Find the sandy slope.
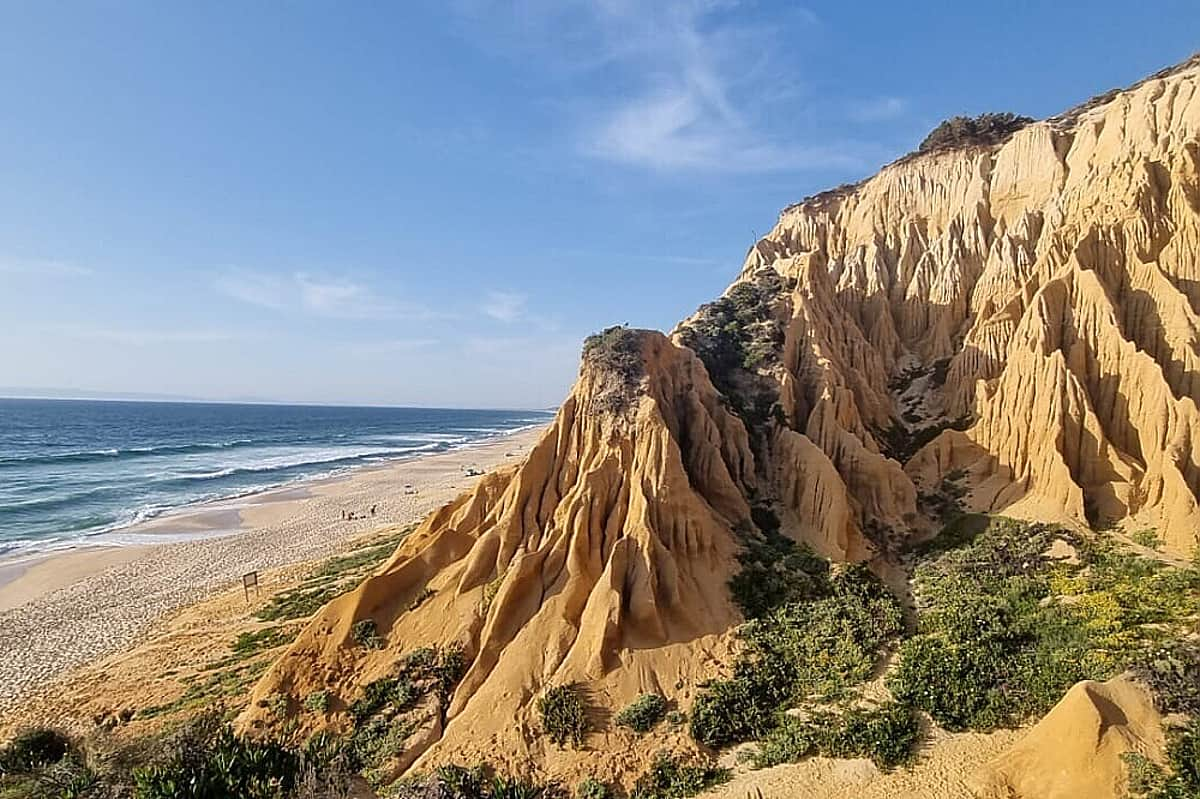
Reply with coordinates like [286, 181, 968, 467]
[710, 729, 1023, 799]
[0, 426, 546, 719]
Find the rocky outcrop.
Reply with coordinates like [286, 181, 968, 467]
[970, 676, 1165, 799]
[241, 330, 750, 781]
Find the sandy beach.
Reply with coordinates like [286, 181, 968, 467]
[0, 425, 546, 718]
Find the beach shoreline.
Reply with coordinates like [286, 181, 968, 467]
[0, 424, 547, 715]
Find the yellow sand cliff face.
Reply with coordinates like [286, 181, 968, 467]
[241, 332, 748, 781]
[243, 56, 1200, 789]
[742, 57, 1200, 553]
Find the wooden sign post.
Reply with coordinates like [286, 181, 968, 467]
[242, 570, 260, 601]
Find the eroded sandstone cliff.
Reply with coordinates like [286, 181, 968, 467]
[243, 54, 1200, 788]
[242, 330, 751, 781]
[734, 54, 1200, 554]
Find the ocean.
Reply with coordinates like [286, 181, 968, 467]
[0, 398, 552, 557]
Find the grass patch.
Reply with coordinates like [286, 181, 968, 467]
[137, 659, 271, 720]
[255, 527, 412, 623]
[204, 624, 301, 670]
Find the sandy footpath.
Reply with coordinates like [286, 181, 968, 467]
[0, 426, 546, 716]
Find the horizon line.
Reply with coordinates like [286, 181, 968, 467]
[0, 392, 558, 414]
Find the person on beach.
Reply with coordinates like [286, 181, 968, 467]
[371, 505, 376, 516]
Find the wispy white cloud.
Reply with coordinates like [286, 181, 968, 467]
[338, 338, 440, 359]
[457, 1, 856, 173]
[214, 270, 440, 320]
[481, 290, 528, 323]
[40, 323, 237, 345]
[462, 334, 579, 358]
[848, 96, 908, 122]
[213, 271, 288, 310]
[295, 273, 393, 319]
[0, 257, 94, 277]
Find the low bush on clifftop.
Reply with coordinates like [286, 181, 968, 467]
[917, 112, 1034, 153]
[582, 326, 645, 413]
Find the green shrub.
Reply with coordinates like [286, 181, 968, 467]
[1133, 642, 1200, 715]
[388, 764, 564, 799]
[1123, 717, 1200, 798]
[577, 777, 611, 799]
[753, 703, 919, 771]
[352, 618, 384, 649]
[890, 517, 1200, 732]
[821, 703, 920, 770]
[537, 684, 589, 749]
[675, 269, 790, 430]
[407, 588, 436, 611]
[629, 752, 729, 799]
[917, 113, 1033, 153]
[693, 564, 903, 748]
[349, 676, 417, 725]
[303, 690, 330, 714]
[689, 673, 775, 749]
[0, 729, 70, 775]
[615, 694, 668, 734]
[752, 718, 817, 768]
[353, 714, 417, 778]
[430, 643, 468, 701]
[263, 692, 289, 718]
[132, 724, 299, 799]
[1131, 528, 1162, 549]
[728, 534, 829, 619]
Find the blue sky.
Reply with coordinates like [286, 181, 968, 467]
[1, 2, 1197, 409]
